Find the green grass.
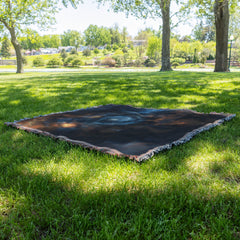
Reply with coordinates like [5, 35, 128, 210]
[0, 71, 239, 239]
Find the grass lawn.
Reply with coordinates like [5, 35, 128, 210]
[0, 71, 239, 239]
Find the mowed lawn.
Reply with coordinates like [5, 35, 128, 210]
[0, 71, 239, 239]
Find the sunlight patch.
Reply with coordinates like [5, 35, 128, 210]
[5, 104, 235, 162]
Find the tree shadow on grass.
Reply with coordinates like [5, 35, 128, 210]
[0, 71, 213, 120]
[1, 138, 240, 239]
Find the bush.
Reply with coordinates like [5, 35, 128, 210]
[70, 48, 78, 55]
[114, 49, 124, 55]
[170, 58, 185, 65]
[129, 43, 134, 50]
[106, 45, 112, 51]
[126, 60, 134, 67]
[82, 49, 91, 57]
[122, 47, 128, 53]
[208, 54, 215, 60]
[71, 57, 83, 67]
[102, 57, 116, 67]
[112, 55, 123, 67]
[123, 53, 130, 67]
[144, 58, 156, 67]
[103, 49, 108, 55]
[22, 56, 28, 65]
[200, 56, 207, 64]
[60, 49, 68, 60]
[64, 56, 83, 67]
[133, 58, 143, 67]
[33, 56, 45, 67]
[171, 62, 180, 68]
[173, 50, 187, 59]
[47, 57, 63, 68]
[112, 44, 119, 51]
[64, 56, 75, 66]
[94, 58, 101, 66]
[93, 48, 99, 54]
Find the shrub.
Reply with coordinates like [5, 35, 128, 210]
[60, 49, 68, 60]
[70, 48, 78, 55]
[133, 58, 143, 67]
[144, 58, 156, 67]
[147, 36, 161, 62]
[94, 48, 99, 54]
[171, 62, 180, 68]
[193, 49, 199, 63]
[123, 53, 130, 67]
[173, 50, 187, 59]
[94, 58, 101, 66]
[47, 57, 63, 68]
[33, 56, 45, 67]
[64, 56, 83, 67]
[102, 57, 116, 67]
[208, 54, 215, 60]
[22, 56, 28, 65]
[71, 57, 83, 67]
[112, 44, 119, 51]
[170, 58, 185, 65]
[126, 60, 134, 67]
[103, 49, 108, 55]
[112, 55, 123, 67]
[129, 43, 134, 50]
[114, 49, 124, 55]
[122, 47, 128, 53]
[106, 45, 112, 51]
[82, 49, 91, 57]
[64, 56, 75, 66]
[200, 56, 207, 64]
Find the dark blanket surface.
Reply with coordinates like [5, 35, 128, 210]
[5, 104, 235, 162]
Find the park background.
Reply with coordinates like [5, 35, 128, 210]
[0, 1, 239, 71]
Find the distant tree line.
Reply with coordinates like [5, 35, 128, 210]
[1, 26, 240, 67]
[13, 25, 130, 52]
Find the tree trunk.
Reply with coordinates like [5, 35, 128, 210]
[214, 0, 229, 72]
[160, 0, 172, 71]
[9, 27, 24, 73]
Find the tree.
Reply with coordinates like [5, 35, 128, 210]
[188, 0, 239, 72]
[1, 36, 11, 59]
[96, 0, 177, 71]
[146, 36, 162, 63]
[109, 24, 121, 46]
[20, 29, 42, 51]
[121, 27, 129, 44]
[61, 30, 83, 49]
[214, 0, 229, 71]
[84, 25, 111, 47]
[159, 0, 172, 71]
[0, 0, 82, 73]
[0, 0, 60, 73]
[41, 34, 61, 48]
[193, 21, 215, 42]
[229, 5, 240, 40]
[134, 28, 154, 44]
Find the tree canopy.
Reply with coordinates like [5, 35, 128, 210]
[0, 36, 11, 59]
[96, 0, 184, 71]
[0, 0, 83, 73]
[84, 25, 111, 47]
[61, 30, 83, 49]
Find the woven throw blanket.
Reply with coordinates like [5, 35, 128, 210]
[5, 104, 235, 162]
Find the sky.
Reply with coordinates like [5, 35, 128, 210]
[40, 1, 195, 37]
